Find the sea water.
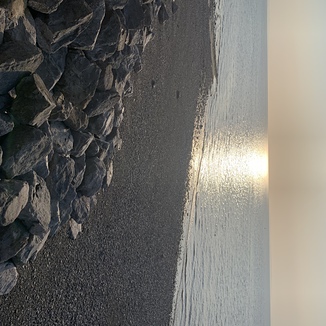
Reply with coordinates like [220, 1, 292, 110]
[170, 0, 269, 325]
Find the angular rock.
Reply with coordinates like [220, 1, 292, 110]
[10, 74, 55, 127]
[33, 156, 50, 179]
[84, 90, 120, 117]
[56, 50, 100, 111]
[158, 1, 169, 24]
[0, 147, 2, 166]
[71, 154, 86, 188]
[0, 112, 14, 137]
[87, 108, 115, 138]
[96, 63, 114, 92]
[102, 159, 113, 189]
[0, 94, 12, 111]
[63, 106, 89, 131]
[0, 41, 43, 95]
[27, 0, 64, 14]
[46, 153, 75, 201]
[71, 195, 92, 224]
[77, 157, 106, 197]
[105, 0, 128, 10]
[49, 91, 73, 121]
[0, 179, 29, 227]
[1, 125, 52, 178]
[93, 138, 110, 161]
[0, 261, 18, 295]
[113, 101, 124, 128]
[17, 171, 51, 235]
[49, 121, 73, 155]
[4, 8, 36, 45]
[70, 0, 105, 51]
[35, 46, 67, 91]
[12, 230, 50, 265]
[85, 10, 125, 62]
[49, 199, 60, 236]
[34, 0, 93, 53]
[123, 0, 145, 30]
[71, 130, 93, 158]
[85, 139, 100, 157]
[0, 220, 29, 263]
[59, 186, 77, 226]
[68, 218, 82, 240]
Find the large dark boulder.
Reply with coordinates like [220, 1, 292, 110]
[27, 0, 64, 14]
[1, 125, 52, 178]
[123, 0, 145, 29]
[71, 195, 95, 224]
[70, 0, 105, 51]
[10, 74, 55, 127]
[35, 46, 67, 91]
[87, 108, 115, 138]
[3, 8, 36, 45]
[0, 41, 43, 95]
[46, 153, 75, 201]
[71, 130, 94, 158]
[56, 50, 100, 111]
[63, 106, 89, 131]
[34, 0, 93, 53]
[0, 220, 29, 263]
[49, 91, 73, 122]
[71, 154, 86, 188]
[0, 112, 14, 137]
[77, 157, 106, 197]
[49, 121, 74, 155]
[0, 261, 18, 295]
[12, 230, 50, 265]
[0, 179, 29, 227]
[17, 171, 51, 236]
[84, 90, 120, 117]
[85, 10, 125, 62]
[59, 185, 77, 226]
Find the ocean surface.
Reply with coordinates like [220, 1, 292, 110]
[170, 0, 269, 325]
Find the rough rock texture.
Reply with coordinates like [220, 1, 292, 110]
[0, 179, 29, 226]
[10, 74, 55, 127]
[1, 125, 52, 178]
[0, 261, 18, 295]
[0, 220, 29, 263]
[0, 0, 173, 295]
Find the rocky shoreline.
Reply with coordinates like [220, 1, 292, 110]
[0, 0, 173, 295]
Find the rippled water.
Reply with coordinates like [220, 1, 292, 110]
[170, 0, 269, 325]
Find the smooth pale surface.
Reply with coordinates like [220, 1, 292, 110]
[269, 1, 326, 325]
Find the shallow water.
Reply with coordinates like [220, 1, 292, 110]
[170, 0, 269, 325]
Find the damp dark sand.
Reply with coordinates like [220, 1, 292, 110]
[0, 1, 212, 324]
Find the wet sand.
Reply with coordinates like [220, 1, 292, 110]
[0, 1, 212, 324]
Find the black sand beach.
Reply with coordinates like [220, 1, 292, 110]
[0, 1, 212, 325]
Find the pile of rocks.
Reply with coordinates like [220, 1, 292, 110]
[0, 0, 172, 295]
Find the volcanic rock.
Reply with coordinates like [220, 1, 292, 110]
[87, 108, 115, 138]
[71, 154, 86, 188]
[0, 220, 29, 263]
[84, 90, 120, 117]
[49, 91, 73, 121]
[59, 185, 77, 226]
[77, 157, 106, 197]
[85, 10, 125, 62]
[0, 261, 18, 295]
[34, 0, 93, 53]
[68, 218, 82, 240]
[12, 230, 50, 265]
[35, 46, 67, 91]
[56, 50, 100, 111]
[10, 74, 55, 127]
[70, 0, 105, 51]
[17, 171, 51, 235]
[49, 121, 74, 155]
[46, 153, 75, 201]
[3, 8, 36, 45]
[63, 106, 89, 131]
[0, 41, 43, 95]
[71, 195, 92, 224]
[1, 125, 52, 178]
[0, 112, 14, 137]
[27, 0, 64, 14]
[123, 0, 145, 30]
[70, 130, 94, 158]
[0, 179, 29, 227]
[96, 63, 114, 92]
[105, 0, 129, 10]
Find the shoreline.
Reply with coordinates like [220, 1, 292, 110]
[0, 0, 213, 324]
